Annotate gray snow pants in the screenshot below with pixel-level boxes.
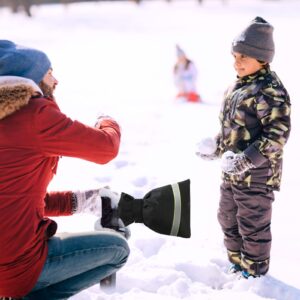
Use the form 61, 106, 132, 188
218, 182, 274, 275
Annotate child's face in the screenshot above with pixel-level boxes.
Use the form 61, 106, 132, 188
178, 55, 187, 63
232, 52, 264, 78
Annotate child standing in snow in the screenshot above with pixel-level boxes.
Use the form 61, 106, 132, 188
174, 45, 201, 102
196, 17, 291, 278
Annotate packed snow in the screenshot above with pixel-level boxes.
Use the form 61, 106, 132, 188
1, 0, 300, 299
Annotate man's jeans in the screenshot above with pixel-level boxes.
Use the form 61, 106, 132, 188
25, 231, 130, 299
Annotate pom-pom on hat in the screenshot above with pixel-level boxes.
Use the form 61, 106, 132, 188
176, 44, 186, 58
232, 16, 275, 63
0, 40, 51, 84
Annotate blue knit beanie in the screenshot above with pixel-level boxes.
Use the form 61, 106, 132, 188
0, 40, 51, 84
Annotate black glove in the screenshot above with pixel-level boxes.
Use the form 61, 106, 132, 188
99, 196, 131, 239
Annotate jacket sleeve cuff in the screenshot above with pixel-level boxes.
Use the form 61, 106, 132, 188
44, 191, 74, 216
244, 144, 268, 167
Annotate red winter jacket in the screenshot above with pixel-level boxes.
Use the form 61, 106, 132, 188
0, 77, 121, 298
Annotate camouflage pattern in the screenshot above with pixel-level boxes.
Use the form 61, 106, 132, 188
227, 250, 269, 276
240, 255, 269, 277
216, 66, 291, 190
227, 250, 242, 265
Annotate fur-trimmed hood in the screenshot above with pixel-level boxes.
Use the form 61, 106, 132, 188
0, 76, 42, 120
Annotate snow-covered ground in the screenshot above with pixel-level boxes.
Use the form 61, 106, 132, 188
1, 0, 300, 299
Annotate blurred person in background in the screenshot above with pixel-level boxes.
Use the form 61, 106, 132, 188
10, 0, 31, 17
173, 44, 201, 103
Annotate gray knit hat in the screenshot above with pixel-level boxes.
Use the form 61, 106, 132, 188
0, 40, 51, 84
232, 16, 275, 63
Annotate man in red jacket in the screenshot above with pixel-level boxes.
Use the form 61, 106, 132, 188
0, 40, 130, 299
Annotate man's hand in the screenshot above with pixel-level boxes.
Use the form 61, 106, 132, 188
73, 187, 130, 238
94, 113, 114, 128
73, 187, 120, 217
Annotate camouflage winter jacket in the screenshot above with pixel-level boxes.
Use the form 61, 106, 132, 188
216, 66, 291, 190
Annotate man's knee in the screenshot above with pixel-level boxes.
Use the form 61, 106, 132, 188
105, 233, 130, 268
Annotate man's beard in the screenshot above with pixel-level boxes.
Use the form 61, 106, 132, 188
39, 81, 56, 100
